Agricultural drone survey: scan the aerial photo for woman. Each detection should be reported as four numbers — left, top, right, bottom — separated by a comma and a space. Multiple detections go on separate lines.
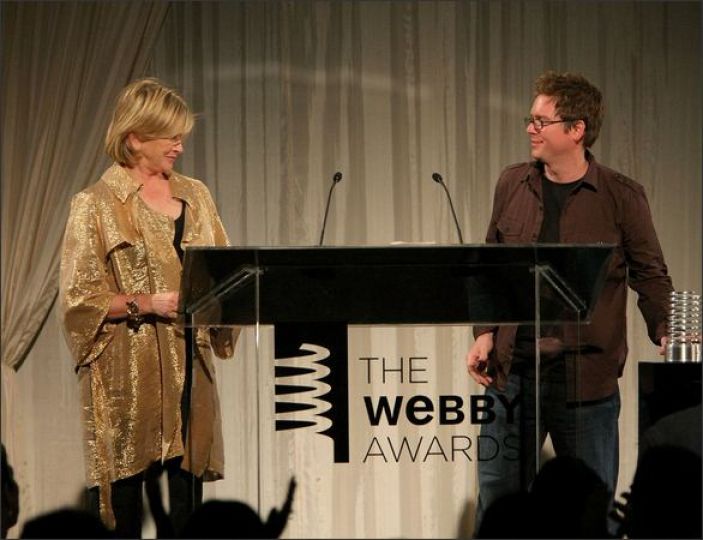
60, 78, 236, 537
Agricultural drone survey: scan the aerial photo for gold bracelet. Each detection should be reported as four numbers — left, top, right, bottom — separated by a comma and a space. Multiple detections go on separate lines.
126, 295, 144, 329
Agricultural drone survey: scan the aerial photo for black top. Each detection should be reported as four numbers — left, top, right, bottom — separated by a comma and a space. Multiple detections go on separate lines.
513, 175, 583, 361
538, 175, 583, 242
172, 200, 193, 443
173, 202, 185, 262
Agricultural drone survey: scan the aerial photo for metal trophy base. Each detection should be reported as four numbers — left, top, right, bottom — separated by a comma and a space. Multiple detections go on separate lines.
666, 342, 702, 363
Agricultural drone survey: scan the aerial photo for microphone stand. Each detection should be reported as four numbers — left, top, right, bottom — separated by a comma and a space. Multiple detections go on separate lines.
319, 172, 343, 246
432, 172, 464, 244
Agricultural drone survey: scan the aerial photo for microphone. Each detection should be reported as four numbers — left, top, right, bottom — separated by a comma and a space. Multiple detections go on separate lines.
318, 171, 343, 246
432, 172, 464, 244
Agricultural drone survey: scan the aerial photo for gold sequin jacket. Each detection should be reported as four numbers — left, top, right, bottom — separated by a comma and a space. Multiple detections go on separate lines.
59, 164, 235, 528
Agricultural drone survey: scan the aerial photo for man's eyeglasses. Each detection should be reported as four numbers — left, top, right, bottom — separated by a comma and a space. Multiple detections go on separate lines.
523, 116, 580, 132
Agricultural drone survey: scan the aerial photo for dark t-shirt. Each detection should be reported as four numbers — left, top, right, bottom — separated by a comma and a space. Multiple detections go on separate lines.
513, 175, 583, 361
539, 175, 582, 243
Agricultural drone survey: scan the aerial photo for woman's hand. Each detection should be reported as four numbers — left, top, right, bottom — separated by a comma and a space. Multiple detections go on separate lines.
146, 292, 180, 319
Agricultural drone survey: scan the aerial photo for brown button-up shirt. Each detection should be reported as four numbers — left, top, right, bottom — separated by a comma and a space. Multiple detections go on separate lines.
474, 152, 672, 401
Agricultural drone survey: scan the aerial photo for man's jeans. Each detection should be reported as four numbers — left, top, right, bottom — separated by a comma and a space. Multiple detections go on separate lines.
474, 360, 620, 530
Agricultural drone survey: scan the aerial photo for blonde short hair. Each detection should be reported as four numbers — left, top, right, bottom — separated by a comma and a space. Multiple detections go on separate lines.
105, 78, 194, 166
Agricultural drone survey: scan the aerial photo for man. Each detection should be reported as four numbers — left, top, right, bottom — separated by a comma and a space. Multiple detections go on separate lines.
466, 71, 673, 528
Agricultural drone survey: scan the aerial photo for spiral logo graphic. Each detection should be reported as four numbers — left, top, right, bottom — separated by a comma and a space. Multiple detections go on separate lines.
274, 323, 350, 463
274, 343, 333, 433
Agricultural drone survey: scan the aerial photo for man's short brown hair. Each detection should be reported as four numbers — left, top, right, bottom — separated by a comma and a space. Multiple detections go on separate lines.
534, 71, 604, 148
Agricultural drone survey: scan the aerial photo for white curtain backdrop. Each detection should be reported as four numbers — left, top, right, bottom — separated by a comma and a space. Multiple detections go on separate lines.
0, 1, 169, 370
1, 1, 169, 535
2, 1, 700, 538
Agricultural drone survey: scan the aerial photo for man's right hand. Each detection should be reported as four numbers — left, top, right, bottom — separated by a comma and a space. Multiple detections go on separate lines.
466, 332, 495, 387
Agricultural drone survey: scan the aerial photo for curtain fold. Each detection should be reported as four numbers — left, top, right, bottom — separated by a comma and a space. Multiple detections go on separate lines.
1, 1, 170, 370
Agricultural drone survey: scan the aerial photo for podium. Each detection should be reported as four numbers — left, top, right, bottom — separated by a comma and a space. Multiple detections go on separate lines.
179, 244, 614, 533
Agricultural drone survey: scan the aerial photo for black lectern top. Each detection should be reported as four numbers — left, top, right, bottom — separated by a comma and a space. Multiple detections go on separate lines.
179, 244, 614, 326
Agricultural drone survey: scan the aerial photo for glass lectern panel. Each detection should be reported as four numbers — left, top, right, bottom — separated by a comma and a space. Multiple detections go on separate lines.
179, 244, 614, 536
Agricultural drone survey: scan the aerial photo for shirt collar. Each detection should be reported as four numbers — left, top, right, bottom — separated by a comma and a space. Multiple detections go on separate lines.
168, 173, 196, 208
581, 150, 600, 191
101, 163, 196, 206
101, 164, 141, 202
524, 150, 599, 191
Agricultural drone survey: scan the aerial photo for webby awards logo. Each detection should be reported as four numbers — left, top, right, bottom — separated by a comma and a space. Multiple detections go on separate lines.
274, 324, 520, 465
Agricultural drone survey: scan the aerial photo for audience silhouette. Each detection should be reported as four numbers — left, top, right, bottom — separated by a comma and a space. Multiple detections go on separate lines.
475, 455, 611, 539
7, 442, 702, 539
20, 508, 111, 539
477, 447, 703, 540
179, 500, 269, 539
530, 455, 611, 538
1, 444, 20, 539
178, 477, 296, 539
612, 445, 702, 539
474, 490, 534, 538
4, 441, 295, 540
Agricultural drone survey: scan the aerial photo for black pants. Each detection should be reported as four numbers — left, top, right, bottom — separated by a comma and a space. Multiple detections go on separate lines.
88, 458, 203, 538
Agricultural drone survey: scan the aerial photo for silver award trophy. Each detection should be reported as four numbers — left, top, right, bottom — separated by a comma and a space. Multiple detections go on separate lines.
665, 290, 701, 363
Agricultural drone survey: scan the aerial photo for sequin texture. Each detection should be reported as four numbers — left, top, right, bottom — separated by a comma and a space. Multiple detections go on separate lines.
59, 164, 235, 528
